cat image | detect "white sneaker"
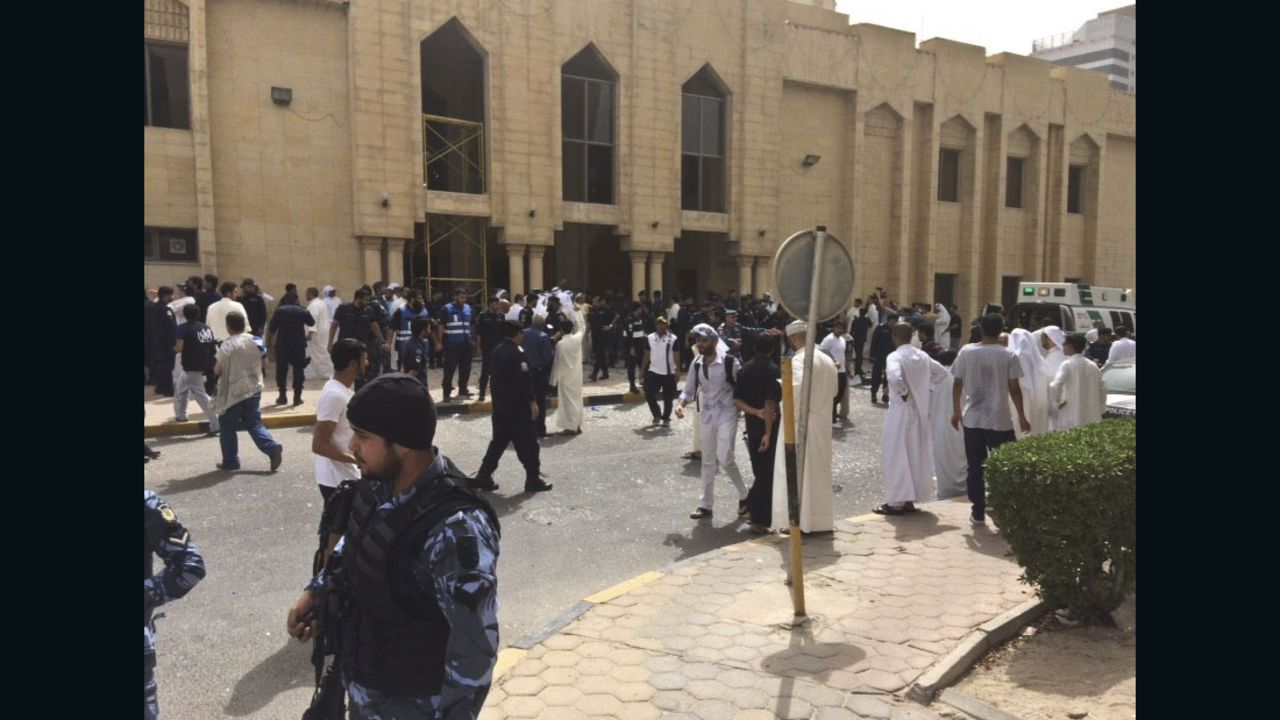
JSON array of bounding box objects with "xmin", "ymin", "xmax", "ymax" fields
[{"xmin": 832, "ymin": 421, "xmax": 842, "ymax": 429}]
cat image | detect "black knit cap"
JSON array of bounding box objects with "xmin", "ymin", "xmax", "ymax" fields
[{"xmin": 346, "ymin": 373, "xmax": 437, "ymax": 450}]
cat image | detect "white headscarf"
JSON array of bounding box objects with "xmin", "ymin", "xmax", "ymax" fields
[
  {"xmin": 691, "ymin": 323, "xmax": 730, "ymax": 357},
  {"xmin": 1039, "ymin": 326, "xmax": 1067, "ymax": 378},
  {"xmin": 1008, "ymin": 329, "xmax": 1046, "ymax": 382}
]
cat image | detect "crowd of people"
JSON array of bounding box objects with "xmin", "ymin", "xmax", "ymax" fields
[{"xmin": 144, "ymin": 278, "xmax": 1134, "ymax": 719}]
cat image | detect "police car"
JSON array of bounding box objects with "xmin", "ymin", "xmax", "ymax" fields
[{"xmin": 1101, "ymin": 362, "xmax": 1136, "ymax": 418}]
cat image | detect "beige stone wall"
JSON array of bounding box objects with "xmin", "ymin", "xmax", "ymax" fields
[
  {"xmin": 204, "ymin": 0, "xmax": 356, "ymax": 296},
  {"xmin": 145, "ymin": 128, "xmax": 198, "ymax": 229},
  {"xmin": 144, "ymin": 0, "xmax": 1135, "ymax": 315}
]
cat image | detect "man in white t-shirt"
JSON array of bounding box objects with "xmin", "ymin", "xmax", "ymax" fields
[
  {"xmin": 818, "ymin": 321, "xmax": 849, "ymax": 429},
  {"xmin": 206, "ymin": 281, "xmax": 248, "ymax": 342},
  {"xmin": 312, "ymin": 339, "xmax": 367, "ymax": 505}
]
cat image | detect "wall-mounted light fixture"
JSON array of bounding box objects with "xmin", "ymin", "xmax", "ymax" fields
[
  {"xmin": 802, "ymin": 154, "xmax": 821, "ymax": 167},
  {"xmin": 270, "ymin": 86, "xmax": 293, "ymax": 106},
  {"xmin": 650, "ymin": 219, "xmax": 660, "ymax": 229},
  {"xmin": 757, "ymin": 228, "xmax": 767, "ymax": 237},
  {"xmin": 380, "ymin": 192, "xmax": 390, "ymax": 209},
  {"xmin": 528, "ymin": 208, "xmax": 537, "ymax": 218}
]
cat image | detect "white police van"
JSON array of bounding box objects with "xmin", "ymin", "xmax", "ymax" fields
[{"xmin": 1008, "ymin": 282, "xmax": 1136, "ymax": 335}]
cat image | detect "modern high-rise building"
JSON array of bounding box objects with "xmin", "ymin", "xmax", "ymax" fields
[{"xmin": 1032, "ymin": 5, "xmax": 1136, "ymax": 93}]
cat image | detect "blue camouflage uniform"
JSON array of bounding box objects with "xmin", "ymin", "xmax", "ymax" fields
[
  {"xmin": 144, "ymin": 490, "xmax": 206, "ymax": 720},
  {"xmin": 307, "ymin": 452, "xmax": 500, "ymax": 720}
]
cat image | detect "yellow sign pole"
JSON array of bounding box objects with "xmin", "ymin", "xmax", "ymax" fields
[{"xmin": 780, "ymin": 338, "xmax": 806, "ymax": 617}]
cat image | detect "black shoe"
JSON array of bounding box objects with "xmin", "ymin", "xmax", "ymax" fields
[
  {"xmin": 524, "ymin": 479, "xmax": 553, "ymax": 493},
  {"xmin": 652, "ymin": 417, "xmax": 662, "ymax": 426},
  {"xmin": 630, "ymin": 386, "xmax": 641, "ymax": 394},
  {"xmin": 460, "ymin": 389, "xmax": 474, "ymax": 398},
  {"xmin": 293, "ymin": 395, "xmax": 304, "ymax": 407},
  {"xmin": 601, "ymin": 373, "xmax": 610, "ymax": 380},
  {"xmin": 469, "ymin": 475, "xmax": 499, "ymax": 492},
  {"xmin": 690, "ymin": 507, "xmax": 713, "ymax": 520},
  {"xmin": 442, "ymin": 393, "xmax": 454, "ymax": 403},
  {"xmin": 589, "ymin": 373, "xmax": 598, "ymax": 382},
  {"xmin": 276, "ymin": 395, "xmax": 289, "ymax": 406},
  {"xmin": 661, "ymin": 419, "xmax": 670, "ymax": 426},
  {"xmin": 269, "ymin": 446, "xmax": 284, "ymax": 472},
  {"xmin": 477, "ymin": 393, "xmax": 486, "ymax": 403}
]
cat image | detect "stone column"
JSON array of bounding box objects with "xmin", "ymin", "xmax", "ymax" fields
[
  {"xmin": 754, "ymin": 257, "xmax": 771, "ymax": 298},
  {"xmin": 506, "ymin": 244, "xmax": 527, "ymax": 294},
  {"xmin": 736, "ymin": 256, "xmax": 755, "ymax": 297},
  {"xmin": 630, "ymin": 252, "xmax": 649, "ymax": 298},
  {"xmin": 359, "ymin": 237, "xmax": 384, "ymax": 285},
  {"xmin": 386, "ymin": 239, "xmax": 407, "ymax": 286},
  {"xmin": 527, "ymin": 246, "xmax": 546, "ymax": 291},
  {"xmin": 648, "ymin": 251, "xmax": 665, "ymax": 298}
]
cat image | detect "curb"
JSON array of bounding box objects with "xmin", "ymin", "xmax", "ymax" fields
[
  {"xmin": 906, "ymin": 598, "xmax": 1047, "ymax": 705},
  {"xmin": 145, "ymin": 390, "xmax": 648, "ymax": 438},
  {"xmin": 938, "ymin": 689, "xmax": 1025, "ymax": 720}
]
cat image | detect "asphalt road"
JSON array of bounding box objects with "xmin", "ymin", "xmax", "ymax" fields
[{"xmin": 145, "ymin": 379, "xmax": 894, "ymax": 719}]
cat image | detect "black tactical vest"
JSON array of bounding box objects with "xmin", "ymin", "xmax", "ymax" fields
[{"xmin": 339, "ymin": 457, "xmax": 499, "ymax": 697}]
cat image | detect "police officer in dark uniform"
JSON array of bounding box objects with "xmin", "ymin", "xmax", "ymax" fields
[
  {"xmin": 146, "ymin": 490, "xmax": 206, "ymax": 720},
  {"xmin": 621, "ymin": 302, "xmax": 648, "ymax": 394},
  {"xmin": 240, "ymin": 279, "xmax": 269, "ymax": 336},
  {"xmin": 287, "ymin": 375, "xmax": 502, "ymax": 720},
  {"xmin": 588, "ymin": 296, "xmax": 617, "ymax": 382},
  {"xmin": 719, "ymin": 308, "xmax": 745, "ymax": 359},
  {"xmin": 266, "ymin": 293, "xmax": 316, "ymax": 406},
  {"xmin": 518, "ymin": 290, "xmax": 538, "ymax": 328},
  {"xmin": 476, "ymin": 296, "xmax": 507, "ymax": 403},
  {"xmin": 470, "ymin": 320, "xmax": 551, "ymax": 493},
  {"xmin": 439, "ymin": 287, "xmax": 476, "ymax": 402}
]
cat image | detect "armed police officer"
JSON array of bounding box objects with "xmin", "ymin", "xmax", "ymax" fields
[
  {"xmin": 287, "ymin": 374, "xmax": 501, "ymax": 720},
  {"xmin": 470, "ymin": 320, "xmax": 553, "ymax": 493},
  {"xmin": 145, "ymin": 490, "xmax": 206, "ymax": 720},
  {"xmin": 439, "ymin": 287, "xmax": 476, "ymax": 402}
]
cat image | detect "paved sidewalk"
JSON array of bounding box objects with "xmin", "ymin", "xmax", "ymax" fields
[{"xmin": 481, "ymin": 499, "xmax": 1032, "ymax": 720}]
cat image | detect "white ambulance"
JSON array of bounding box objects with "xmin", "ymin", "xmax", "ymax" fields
[{"xmin": 1007, "ymin": 282, "xmax": 1136, "ymax": 335}]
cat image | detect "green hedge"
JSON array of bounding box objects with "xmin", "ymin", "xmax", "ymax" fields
[{"xmin": 987, "ymin": 418, "xmax": 1135, "ymax": 623}]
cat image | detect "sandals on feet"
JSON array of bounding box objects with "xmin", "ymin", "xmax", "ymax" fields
[
  {"xmin": 689, "ymin": 507, "xmax": 713, "ymax": 520},
  {"xmin": 872, "ymin": 503, "xmax": 907, "ymax": 515}
]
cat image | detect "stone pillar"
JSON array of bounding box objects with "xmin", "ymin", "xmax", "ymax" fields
[
  {"xmin": 386, "ymin": 239, "xmax": 407, "ymax": 286},
  {"xmin": 630, "ymin": 252, "xmax": 649, "ymax": 297},
  {"xmin": 527, "ymin": 246, "xmax": 546, "ymax": 291},
  {"xmin": 359, "ymin": 237, "xmax": 383, "ymax": 285},
  {"xmin": 754, "ymin": 257, "xmax": 771, "ymax": 298},
  {"xmin": 506, "ymin": 244, "xmax": 527, "ymax": 294},
  {"xmin": 737, "ymin": 256, "xmax": 755, "ymax": 297},
  {"xmin": 648, "ymin": 251, "xmax": 665, "ymax": 298}
]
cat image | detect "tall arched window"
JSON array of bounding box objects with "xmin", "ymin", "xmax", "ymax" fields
[
  {"xmin": 562, "ymin": 45, "xmax": 617, "ymax": 204},
  {"xmin": 681, "ymin": 66, "xmax": 728, "ymax": 213}
]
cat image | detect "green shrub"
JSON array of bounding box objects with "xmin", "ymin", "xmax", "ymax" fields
[{"xmin": 986, "ymin": 418, "xmax": 1135, "ymax": 623}]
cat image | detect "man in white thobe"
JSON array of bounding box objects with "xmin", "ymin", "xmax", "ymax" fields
[
  {"xmin": 549, "ymin": 318, "xmax": 585, "ymax": 434},
  {"xmin": 321, "ymin": 285, "xmax": 342, "ymax": 322},
  {"xmin": 875, "ymin": 323, "xmax": 949, "ymax": 514},
  {"xmin": 1008, "ymin": 329, "xmax": 1049, "ymax": 436},
  {"xmin": 676, "ymin": 324, "xmax": 749, "ymax": 520},
  {"xmin": 771, "ymin": 321, "xmax": 839, "ymax": 534},
  {"xmin": 1037, "ymin": 326, "xmax": 1066, "ymax": 427},
  {"xmin": 1050, "ymin": 333, "xmax": 1107, "ymax": 431},
  {"xmin": 930, "ymin": 350, "xmax": 968, "ymax": 500},
  {"xmin": 1103, "ymin": 326, "xmax": 1136, "ymax": 370},
  {"xmin": 304, "ymin": 287, "xmax": 334, "ymax": 380}
]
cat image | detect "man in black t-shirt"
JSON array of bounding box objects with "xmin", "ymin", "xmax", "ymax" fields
[
  {"xmin": 399, "ymin": 316, "xmax": 434, "ymax": 385},
  {"xmin": 732, "ymin": 334, "xmax": 782, "ymax": 533},
  {"xmin": 329, "ymin": 288, "xmax": 387, "ymax": 389},
  {"xmin": 173, "ymin": 304, "xmax": 219, "ymax": 434},
  {"xmin": 239, "ymin": 279, "xmax": 269, "ymax": 336}
]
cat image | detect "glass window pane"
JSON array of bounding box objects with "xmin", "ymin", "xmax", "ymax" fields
[
  {"xmin": 682, "ymin": 95, "xmax": 700, "ymax": 154},
  {"xmin": 587, "ymin": 81, "xmax": 613, "ymax": 143},
  {"xmin": 562, "ymin": 77, "xmax": 585, "ymax": 141},
  {"xmin": 1005, "ymin": 157, "xmax": 1023, "ymax": 208},
  {"xmin": 562, "ymin": 141, "xmax": 585, "ymax": 202},
  {"xmin": 681, "ymin": 155, "xmax": 700, "ymax": 210},
  {"xmin": 144, "ymin": 229, "xmax": 156, "ymax": 260},
  {"xmin": 700, "ymin": 98, "xmax": 722, "ymax": 157},
  {"xmin": 148, "ymin": 43, "xmax": 190, "ymax": 129},
  {"xmin": 701, "ymin": 157, "xmax": 725, "ymax": 213},
  {"xmin": 938, "ymin": 149, "xmax": 960, "ymax": 202},
  {"xmin": 1067, "ymin": 165, "xmax": 1084, "ymax": 214},
  {"xmin": 586, "ymin": 144, "xmax": 613, "ymax": 204}
]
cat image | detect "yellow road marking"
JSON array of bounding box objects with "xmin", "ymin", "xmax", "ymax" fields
[{"xmin": 584, "ymin": 571, "xmax": 665, "ymax": 604}]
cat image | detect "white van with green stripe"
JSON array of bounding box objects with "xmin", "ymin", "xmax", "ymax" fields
[{"xmin": 1008, "ymin": 282, "xmax": 1136, "ymax": 335}]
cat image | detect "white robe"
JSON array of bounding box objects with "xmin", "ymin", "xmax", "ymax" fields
[
  {"xmin": 1050, "ymin": 354, "xmax": 1106, "ymax": 430},
  {"xmin": 1037, "ymin": 327, "xmax": 1067, "ymax": 428},
  {"xmin": 549, "ymin": 321, "xmax": 585, "ymax": 431},
  {"xmin": 771, "ymin": 347, "xmax": 839, "ymax": 533},
  {"xmin": 1008, "ymin": 329, "xmax": 1050, "ymax": 436},
  {"xmin": 933, "ymin": 305, "xmax": 951, "ymax": 348},
  {"xmin": 322, "ymin": 285, "xmax": 342, "ymax": 322},
  {"xmin": 305, "ymin": 298, "xmax": 334, "ymax": 380},
  {"xmin": 881, "ymin": 345, "xmax": 949, "ymax": 505},
  {"xmin": 930, "ymin": 372, "xmax": 968, "ymax": 499}
]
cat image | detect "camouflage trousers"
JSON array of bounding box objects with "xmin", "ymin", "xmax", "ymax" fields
[{"xmin": 144, "ymin": 651, "xmax": 160, "ymax": 720}]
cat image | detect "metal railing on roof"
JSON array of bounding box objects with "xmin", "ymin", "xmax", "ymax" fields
[{"xmin": 1032, "ymin": 32, "xmax": 1078, "ymax": 53}]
